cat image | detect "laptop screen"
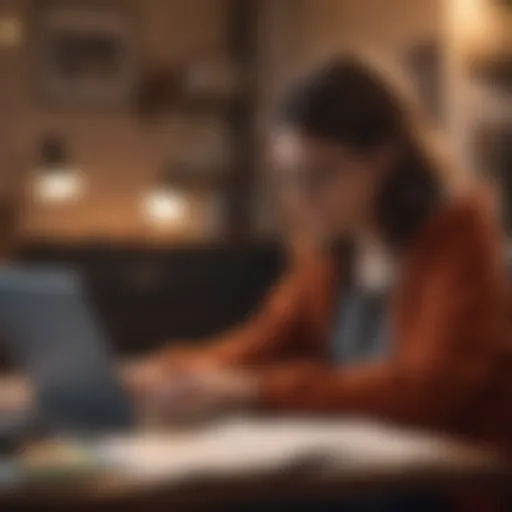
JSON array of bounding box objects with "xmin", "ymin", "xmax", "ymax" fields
[{"xmin": 0, "ymin": 267, "xmax": 134, "ymax": 434}]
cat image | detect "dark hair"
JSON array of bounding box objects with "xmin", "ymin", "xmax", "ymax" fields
[{"xmin": 277, "ymin": 54, "xmax": 444, "ymax": 249}]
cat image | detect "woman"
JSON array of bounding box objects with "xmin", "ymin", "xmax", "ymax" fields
[{"xmin": 133, "ymin": 54, "xmax": 512, "ymax": 458}]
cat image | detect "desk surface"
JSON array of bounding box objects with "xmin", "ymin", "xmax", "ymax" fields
[{"xmin": 0, "ymin": 376, "xmax": 510, "ymax": 510}]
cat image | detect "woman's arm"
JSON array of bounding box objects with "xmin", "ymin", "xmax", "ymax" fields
[{"xmin": 257, "ymin": 211, "xmax": 508, "ymax": 430}]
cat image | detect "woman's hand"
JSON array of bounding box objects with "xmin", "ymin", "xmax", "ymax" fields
[
  {"xmin": 138, "ymin": 369, "xmax": 259, "ymax": 424},
  {"xmin": 123, "ymin": 345, "xmax": 215, "ymax": 398}
]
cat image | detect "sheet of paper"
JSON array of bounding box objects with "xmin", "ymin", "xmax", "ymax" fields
[
  {"xmin": 92, "ymin": 417, "xmax": 487, "ymax": 484},
  {"xmin": 94, "ymin": 419, "xmax": 319, "ymax": 482}
]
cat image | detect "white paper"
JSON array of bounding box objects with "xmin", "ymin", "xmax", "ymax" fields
[{"xmin": 93, "ymin": 417, "xmax": 486, "ymax": 484}]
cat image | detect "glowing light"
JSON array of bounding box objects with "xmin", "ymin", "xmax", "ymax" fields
[
  {"xmin": 33, "ymin": 168, "xmax": 85, "ymax": 204},
  {"xmin": 0, "ymin": 17, "xmax": 22, "ymax": 46},
  {"xmin": 143, "ymin": 189, "xmax": 188, "ymax": 225},
  {"xmin": 448, "ymin": 0, "xmax": 495, "ymax": 54}
]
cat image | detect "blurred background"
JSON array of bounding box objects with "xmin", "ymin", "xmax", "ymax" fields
[{"xmin": 0, "ymin": 0, "xmax": 509, "ymax": 360}]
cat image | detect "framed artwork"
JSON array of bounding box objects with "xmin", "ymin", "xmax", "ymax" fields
[{"xmin": 31, "ymin": 0, "xmax": 138, "ymax": 108}]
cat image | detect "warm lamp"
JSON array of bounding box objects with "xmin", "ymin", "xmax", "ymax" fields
[{"xmin": 33, "ymin": 135, "xmax": 84, "ymax": 204}]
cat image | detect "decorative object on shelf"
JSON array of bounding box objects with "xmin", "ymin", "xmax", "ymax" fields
[
  {"xmin": 135, "ymin": 57, "xmax": 240, "ymax": 121},
  {"xmin": 135, "ymin": 66, "xmax": 183, "ymax": 121},
  {"xmin": 31, "ymin": 0, "xmax": 137, "ymax": 108},
  {"xmin": 33, "ymin": 134, "xmax": 85, "ymax": 204}
]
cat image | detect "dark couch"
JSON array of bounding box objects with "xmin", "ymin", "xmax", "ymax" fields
[{"xmin": 8, "ymin": 242, "xmax": 284, "ymax": 363}]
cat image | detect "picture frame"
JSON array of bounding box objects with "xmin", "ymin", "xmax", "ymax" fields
[{"xmin": 31, "ymin": 0, "xmax": 138, "ymax": 108}]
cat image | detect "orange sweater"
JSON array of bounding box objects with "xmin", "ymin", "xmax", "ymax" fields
[{"xmin": 167, "ymin": 192, "xmax": 512, "ymax": 451}]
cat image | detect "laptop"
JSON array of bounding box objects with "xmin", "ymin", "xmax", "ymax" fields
[{"xmin": 0, "ymin": 266, "xmax": 134, "ymax": 437}]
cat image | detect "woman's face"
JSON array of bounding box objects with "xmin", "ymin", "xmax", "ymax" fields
[{"xmin": 271, "ymin": 129, "xmax": 390, "ymax": 245}]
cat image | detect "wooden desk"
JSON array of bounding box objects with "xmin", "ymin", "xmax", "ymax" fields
[{"xmin": 0, "ymin": 376, "xmax": 511, "ymax": 510}]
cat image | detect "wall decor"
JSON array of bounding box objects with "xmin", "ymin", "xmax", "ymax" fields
[{"xmin": 31, "ymin": 0, "xmax": 137, "ymax": 108}]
